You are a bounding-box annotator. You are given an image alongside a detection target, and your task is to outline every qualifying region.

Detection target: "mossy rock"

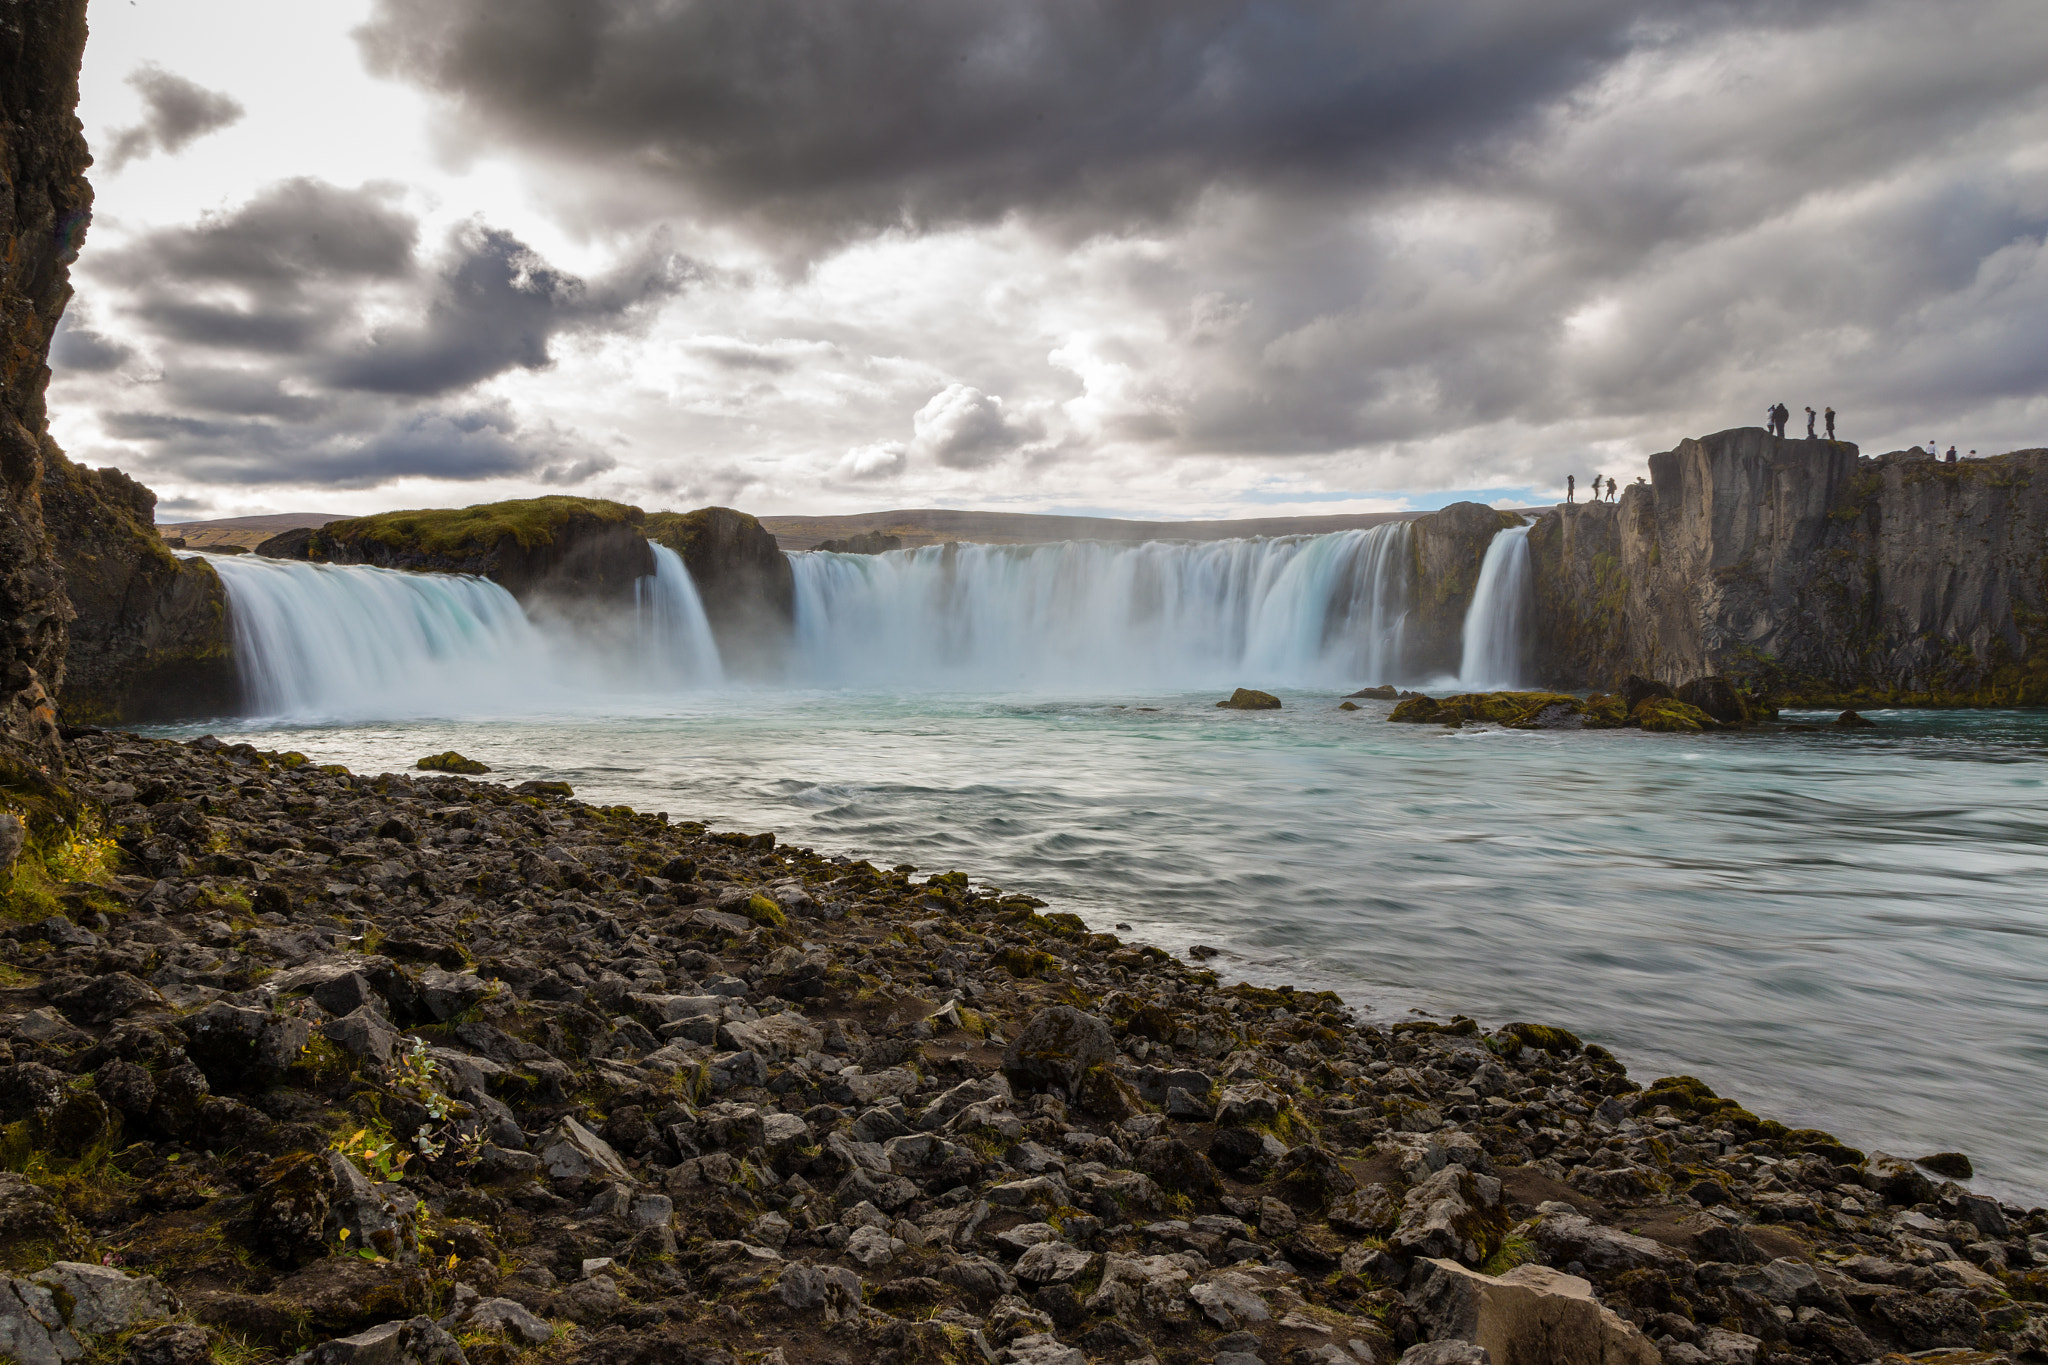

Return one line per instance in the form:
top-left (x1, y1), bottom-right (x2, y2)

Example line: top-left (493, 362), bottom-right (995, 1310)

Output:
top-left (1580, 695), bottom-right (1630, 728)
top-left (322, 496), bottom-right (642, 557)
top-left (993, 946), bottom-right (1059, 979)
top-left (742, 894), bottom-right (786, 928)
top-left (1392, 692), bottom-right (1585, 727)
top-left (1786, 1128), bottom-right (1867, 1167)
top-left (416, 751), bottom-right (490, 775)
top-left (1633, 697), bottom-right (1718, 732)
top-left (513, 780), bottom-right (574, 798)
top-left (1217, 688), bottom-right (1282, 710)
top-left (1496, 1021), bottom-right (1583, 1056)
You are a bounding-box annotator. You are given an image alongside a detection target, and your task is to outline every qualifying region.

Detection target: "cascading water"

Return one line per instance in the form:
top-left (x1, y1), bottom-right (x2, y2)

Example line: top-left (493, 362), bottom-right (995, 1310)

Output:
top-left (205, 553), bottom-right (553, 720)
top-left (636, 542), bottom-right (724, 685)
top-left (787, 523), bottom-right (1414, 689)
top-left (1457, 521), bottom-right (1534, 689)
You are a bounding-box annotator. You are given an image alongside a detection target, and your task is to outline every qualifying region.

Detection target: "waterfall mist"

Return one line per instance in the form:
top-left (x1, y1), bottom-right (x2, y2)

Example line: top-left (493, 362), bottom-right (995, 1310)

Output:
top-left (787, 524), bottom-right (1415, 690)
top-left (1457, 522), bottom-right (1534, 689)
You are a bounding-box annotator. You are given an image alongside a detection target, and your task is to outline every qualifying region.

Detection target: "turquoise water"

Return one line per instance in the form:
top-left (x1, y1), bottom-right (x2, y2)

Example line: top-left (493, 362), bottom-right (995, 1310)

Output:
top-left (150, 692), bottom-right (2048, 1202)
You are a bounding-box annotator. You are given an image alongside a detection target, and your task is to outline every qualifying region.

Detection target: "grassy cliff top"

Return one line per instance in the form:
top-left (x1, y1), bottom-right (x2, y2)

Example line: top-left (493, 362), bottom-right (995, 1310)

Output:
top-left (643, 507), bottom-right (769, 554)
top-left (323, 497), bottom-right (645, 555)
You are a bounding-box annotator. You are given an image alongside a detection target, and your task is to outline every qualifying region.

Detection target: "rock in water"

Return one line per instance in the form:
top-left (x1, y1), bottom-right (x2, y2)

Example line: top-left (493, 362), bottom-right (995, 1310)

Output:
top-left (416, 751), bottom-right (491, 774)
top-left (1676, 675), bottom-right (1751, 724)
top-left (1216, 688), bottom-right (1282, 710)
top-left (1835, 709), bottom-right (1876, 728)
top-left (1916, 1151), bottom-right (1973, 1179)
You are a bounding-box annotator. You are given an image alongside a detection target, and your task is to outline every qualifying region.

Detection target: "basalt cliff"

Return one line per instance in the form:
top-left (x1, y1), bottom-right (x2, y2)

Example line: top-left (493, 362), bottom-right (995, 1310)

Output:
top-left (1526, 430), bottom-right (2048, 704)
top-left (0, 0), bottom-right (91, 796)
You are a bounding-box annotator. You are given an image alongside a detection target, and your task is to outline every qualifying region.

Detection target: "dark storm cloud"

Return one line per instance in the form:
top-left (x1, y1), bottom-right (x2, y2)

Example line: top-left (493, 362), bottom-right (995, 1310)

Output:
top-left (357, 0), bottom-right (1771, 237)
top-left (70, 178), bottom-right (684, 487)
top-left (326, 226), bottom-right (689, 395)
top-left (50, 315), bottom-right (132, 373)
top-left (105, 65), bottom-right (245, 171)
top-left (103, 403), bottom-right (615, 490)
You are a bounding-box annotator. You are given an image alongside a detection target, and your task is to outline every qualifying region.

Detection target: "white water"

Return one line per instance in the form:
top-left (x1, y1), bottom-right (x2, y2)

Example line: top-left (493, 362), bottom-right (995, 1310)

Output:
top-left (1457, 522), bottom-right (1533, 689)
top-left (206, 554), bottom-right (552, 720)
top-left (636, 543), bottom-right (724, 685)
top-left (788, 523), bottom-right (1415, 689)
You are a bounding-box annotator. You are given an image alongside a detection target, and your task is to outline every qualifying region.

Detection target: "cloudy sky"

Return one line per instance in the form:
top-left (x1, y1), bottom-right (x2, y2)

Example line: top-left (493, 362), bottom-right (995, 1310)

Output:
top-left (55, 0), bottom-right (2048, 523)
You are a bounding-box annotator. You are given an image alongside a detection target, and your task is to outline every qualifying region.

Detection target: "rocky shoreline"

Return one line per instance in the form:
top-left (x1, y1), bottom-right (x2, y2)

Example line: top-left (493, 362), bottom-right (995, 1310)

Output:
top-left (1, 733), bottom-right (2043, 1365)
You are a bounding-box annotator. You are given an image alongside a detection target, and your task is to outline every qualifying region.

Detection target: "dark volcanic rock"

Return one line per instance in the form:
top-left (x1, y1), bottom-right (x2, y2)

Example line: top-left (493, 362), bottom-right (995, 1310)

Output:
top-left (0, 0), bottom-right (91, 783)
top-left (1001, 1005), bottom-right (1114, 1099)
top-left (42, 462), bottom-right (234, 724)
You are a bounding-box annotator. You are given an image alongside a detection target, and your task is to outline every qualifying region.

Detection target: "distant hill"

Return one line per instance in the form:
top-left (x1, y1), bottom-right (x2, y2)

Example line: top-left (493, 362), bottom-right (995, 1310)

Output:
top-left (156, 512), bottom-right (349, 551)
top-left (759, 507), bottom-right (1438, 551)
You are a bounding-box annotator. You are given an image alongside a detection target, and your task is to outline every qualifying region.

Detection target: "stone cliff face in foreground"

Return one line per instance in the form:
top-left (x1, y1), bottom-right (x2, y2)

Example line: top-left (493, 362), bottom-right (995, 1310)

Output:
top-left (1529, 430), bottom-right (2048, 704)
top-left (0, 0), bottom-right (90, 795)
top-left (40, 462), bottom-right (236, 725)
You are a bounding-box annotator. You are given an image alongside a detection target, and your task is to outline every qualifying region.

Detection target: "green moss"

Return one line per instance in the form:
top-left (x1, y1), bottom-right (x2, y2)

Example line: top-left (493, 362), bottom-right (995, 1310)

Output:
top-left (318, 497), bottom-right (641, 559)
top-left (1497, 1022), bottom-right (1583, 1056)
top-left (992, 946), bottom-right (1059, 978)
top-left (416, 752), bottom-right (491, 775)
top-left (1632, 697), bottom-right (1715, 733)
top-left (741, 893), bottom-right (787, 928)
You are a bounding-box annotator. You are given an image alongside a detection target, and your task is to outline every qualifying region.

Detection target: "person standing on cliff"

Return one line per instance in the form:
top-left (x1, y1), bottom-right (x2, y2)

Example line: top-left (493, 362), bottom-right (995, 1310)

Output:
top-left (1805, 406), bottom-right (1818, 439)
top-left (1606, 476), bottom-right (1617, 501)
top-left (1567, 474), bottom-right (1576, 503)
top-left (1947, 446), bottom-right (1958, 464)
top-left (1772, 403), bottom-right (1790, 438)
top-left (1825, 406), bottom-right (1836, 440)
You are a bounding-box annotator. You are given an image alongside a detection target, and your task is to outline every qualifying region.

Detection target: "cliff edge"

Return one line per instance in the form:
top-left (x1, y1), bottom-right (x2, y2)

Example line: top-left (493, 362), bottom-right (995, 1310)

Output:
top-left (1529, 429), bottom-right (2048, 704)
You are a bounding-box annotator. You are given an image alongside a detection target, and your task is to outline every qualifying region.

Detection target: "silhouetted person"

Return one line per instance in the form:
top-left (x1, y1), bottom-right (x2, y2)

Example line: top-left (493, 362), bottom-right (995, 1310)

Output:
top-left (1606, 476), bottom-right (1617, 501)
top-left (1805, 406), bottom-right (1817, 439)
top-left (1946, 446), bottom-right (1958, 464)
top-left (1772, 403), bottom-right (1790, 437)
top-left (1824, 406), bottom-right (1836, 440)
top-left (1567, 474), bottom-right (1576, 503)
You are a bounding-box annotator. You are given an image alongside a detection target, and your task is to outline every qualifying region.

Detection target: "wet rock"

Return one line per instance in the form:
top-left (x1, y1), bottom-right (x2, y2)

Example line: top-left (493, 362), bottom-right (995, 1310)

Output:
top-left (1217, 689), bottom-right (1282, 710)
top-left (1002, 1006), bottom-right (1116, 1100)
top-left (1916, 1151), bottom-right (1973, 1179)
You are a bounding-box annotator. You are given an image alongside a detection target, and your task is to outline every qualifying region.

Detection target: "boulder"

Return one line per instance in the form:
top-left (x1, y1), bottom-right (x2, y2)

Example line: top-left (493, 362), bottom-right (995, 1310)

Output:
top-left (1675, 676), bottom-right (1750, 725)
top-left (1, 1264), bottom-right (178, 1365)
top-left (1216, 688), bottom-right (1282, 710)
top-left (1408, 1257), bottom-right (1659, 1365)
top-left (1014, 1242), bottom-right (1096, 1286)
top-left (1188, 1270), bottom-right (1272, 1330)
top-left (293, 1316), bottom-right (468, 1365)
top-left (446, 1298), bottom-right (549, 1346)
top-left (1329, 1183), bottom-right (1400, 1234)
top-left (1002, 1006), bottom-right (1116, 1100)
top-left (540, 1117), bottom-right (634, 1184)
top-left (716, 1014), bottom-right (822, 1062)
top-left (181, 1003), bottom-right (314, 1089)
top-left (1392, 1165), bottom-right (1509, 1266)
top-left (1399, 1345), bottom-right (1491, 1365)
top-left (1529, 1207), bottom-right (1682, 1275)
top-left (1619, 676), bottom-right (1674, 713)
top-left (1085, 1254), bottom-right (1193, 1324)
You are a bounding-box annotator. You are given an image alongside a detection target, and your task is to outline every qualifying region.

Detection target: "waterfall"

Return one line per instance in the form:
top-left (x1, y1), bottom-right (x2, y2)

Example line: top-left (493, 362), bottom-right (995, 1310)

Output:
top-left (637, 542), bottom-right (724, 685)
top-left (1458, 521), bottom-right (1534, 690)
top-left (206, 553), bottom-right (553, 720)
top-left (787, 523), bottom-right (1414, 690)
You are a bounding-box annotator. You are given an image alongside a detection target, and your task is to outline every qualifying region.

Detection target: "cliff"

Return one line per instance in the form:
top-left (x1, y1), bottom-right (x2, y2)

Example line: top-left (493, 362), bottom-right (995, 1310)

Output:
top-left (1528, 429), bottom-right (2048, 704)
top-left (291, 497), bottom-right (656, 608)
top-left (1404, 501), bottom-right (1522, 677)
top-left (0, 0), bottom-right (91, 826)
top-left (646, 506), bottom-right (795, 674)
top-left (41, 461), bottom-right (236, 723)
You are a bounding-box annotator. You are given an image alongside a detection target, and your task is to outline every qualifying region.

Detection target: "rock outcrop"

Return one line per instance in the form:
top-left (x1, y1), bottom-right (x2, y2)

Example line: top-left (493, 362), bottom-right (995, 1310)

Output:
top-left (645, 506), bottom-right (795, 674)
top-left (39, 461), bottom-right (234, 724)
top-left (1408, 503), bottom-right (1523, 677)
top-left (1529, 429), bottom-right (2048, 704)
top-left (0, 0), bottom-right (91, 793)
top-left (296, 497), bottom-right (656, 609)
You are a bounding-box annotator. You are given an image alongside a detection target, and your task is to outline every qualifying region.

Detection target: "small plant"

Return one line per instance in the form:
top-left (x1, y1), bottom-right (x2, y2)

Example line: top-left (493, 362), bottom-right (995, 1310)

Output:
top-left (334, 1126), bottom-right (411, 1183)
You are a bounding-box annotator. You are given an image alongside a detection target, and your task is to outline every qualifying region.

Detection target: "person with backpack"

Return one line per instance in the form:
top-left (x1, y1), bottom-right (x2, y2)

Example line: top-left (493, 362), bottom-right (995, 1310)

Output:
top-left (1824, 406), bottom-right (1836, 440)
